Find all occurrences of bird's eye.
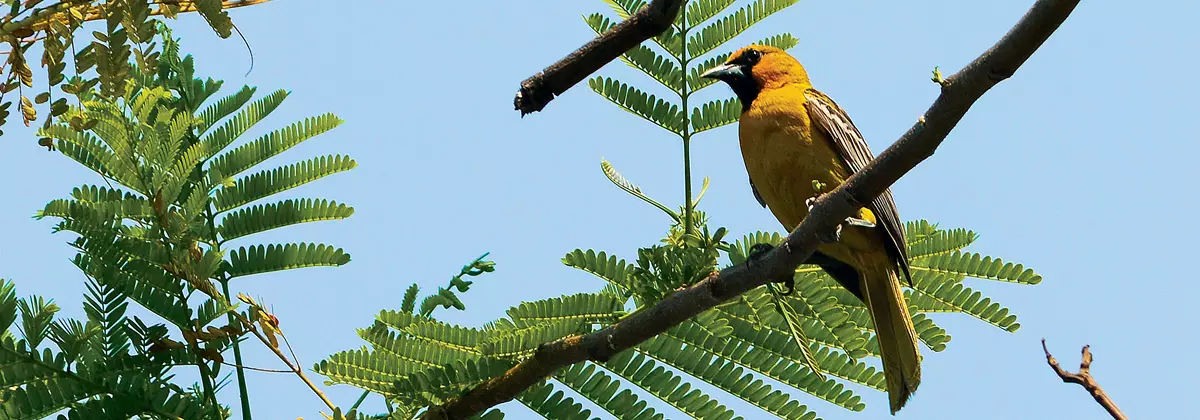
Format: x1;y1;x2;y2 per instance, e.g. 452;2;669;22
744;49;762;64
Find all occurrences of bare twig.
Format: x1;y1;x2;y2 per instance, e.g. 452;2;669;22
432;0;1081;418
230;309;338;412
219;360;293;374
513;0;683;116
1041;339;1127;420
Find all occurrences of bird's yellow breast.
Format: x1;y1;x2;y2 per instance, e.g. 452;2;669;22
738;86;883;262
739;87;851;230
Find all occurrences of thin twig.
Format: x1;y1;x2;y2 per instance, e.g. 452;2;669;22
231;310;338;412
219;360;293;374
1041;339;1127;420
513;0;683;116
425;0;1081;418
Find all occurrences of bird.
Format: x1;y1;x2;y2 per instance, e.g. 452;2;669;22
701;45;921;414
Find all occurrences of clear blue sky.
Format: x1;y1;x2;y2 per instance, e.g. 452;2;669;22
0;1;1195;419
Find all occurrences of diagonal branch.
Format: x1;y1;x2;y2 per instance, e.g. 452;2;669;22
434;0;1082;418
1041;339;1128;420
513;0;683;116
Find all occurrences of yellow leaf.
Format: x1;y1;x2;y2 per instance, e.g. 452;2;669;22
20;95;35;126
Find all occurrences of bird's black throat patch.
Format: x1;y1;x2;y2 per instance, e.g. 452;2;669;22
725;71;761;112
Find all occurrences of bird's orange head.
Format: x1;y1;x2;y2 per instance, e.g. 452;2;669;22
700;45;810;109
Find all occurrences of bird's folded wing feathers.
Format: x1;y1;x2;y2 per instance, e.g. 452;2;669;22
803;89;912;281
750;178;768;208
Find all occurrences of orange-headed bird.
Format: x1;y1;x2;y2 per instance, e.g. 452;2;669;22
702;45;920;414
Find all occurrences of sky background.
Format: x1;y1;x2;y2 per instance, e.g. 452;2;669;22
0;1;1196;419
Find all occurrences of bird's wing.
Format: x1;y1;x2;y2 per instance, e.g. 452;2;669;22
750;178;767;208
803;89;911;281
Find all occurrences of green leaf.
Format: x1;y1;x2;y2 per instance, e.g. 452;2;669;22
315;347;410;394
766;285;823;379
554;362;664;420
0;279;18;334
401;284;420;314
638;335;818;420
196;85;257;134
718;311;886;390
218;198;354;242
505;293;624;329
690;97;740;133
197;89;288;160
905;221;979;259
788;272;872;356
914;251;1042;285
687;0;799;58
619;45;684;92
43;124;144;192
516;381;595;420
907;271;1022;332
601;349;739;419
910;313;952;351
687;0;737;27
71;253;191;329
213;154;357;212
562;249;636;292
479;320;583;359
401;318;486;354
588;77;684;134
391;357;515;402
225;242;350;278
601;159;680;222
667;320;865;411
208;113;344;180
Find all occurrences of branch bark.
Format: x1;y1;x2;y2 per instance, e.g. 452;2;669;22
434;0;1082;418
513;0;683;116
1041;339;1127;420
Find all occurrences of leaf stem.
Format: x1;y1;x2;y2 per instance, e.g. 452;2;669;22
349;390;371;412
222;277;253;418
207;205;253;419
680;2;693;236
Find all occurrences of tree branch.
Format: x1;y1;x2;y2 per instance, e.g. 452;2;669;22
436;0;1082;417
1041;339;1127;420
513;0;683;116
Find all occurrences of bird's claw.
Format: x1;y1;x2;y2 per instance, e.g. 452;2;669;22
748;243;796;294
817;217;873;243
779;278;796;295
748;243;775;262
805;195;820;211
844;217;875;228
819;224;843;243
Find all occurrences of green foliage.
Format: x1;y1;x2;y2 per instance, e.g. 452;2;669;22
4;26;353;419
0;1;269;140
320;188;1040;419
419;253;496;317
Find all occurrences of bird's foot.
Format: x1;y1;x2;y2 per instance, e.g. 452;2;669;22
843;217;876;228
747;243;796;294
748;243;774;262
778;277;796;295
806;194;875;243
805;195;821;211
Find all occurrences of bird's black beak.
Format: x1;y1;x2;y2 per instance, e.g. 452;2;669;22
700;63;748;82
